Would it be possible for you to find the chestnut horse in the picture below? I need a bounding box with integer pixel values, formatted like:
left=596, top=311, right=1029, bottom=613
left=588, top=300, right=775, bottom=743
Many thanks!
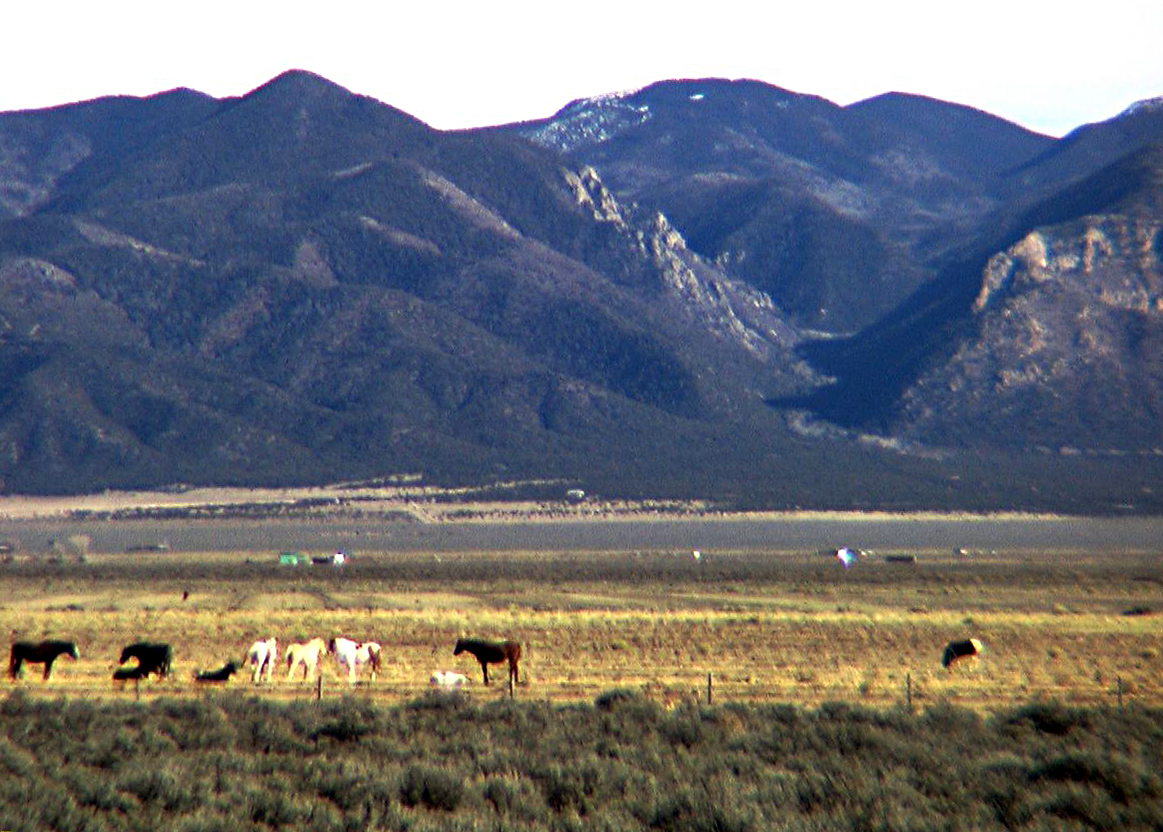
left=453, top=638, right=521, bottom=686
left=8, top=640, right=80, bottom=680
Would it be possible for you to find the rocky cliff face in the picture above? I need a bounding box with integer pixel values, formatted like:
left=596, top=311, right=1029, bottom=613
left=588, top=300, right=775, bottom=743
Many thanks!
left=507, top=80, right=1056, bottom=332
left=894, top=212, right=1163, bottom=452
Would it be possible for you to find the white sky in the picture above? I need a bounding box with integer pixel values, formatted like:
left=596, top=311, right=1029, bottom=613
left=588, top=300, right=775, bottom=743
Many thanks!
left=3, top=1, right=1162, bottom=137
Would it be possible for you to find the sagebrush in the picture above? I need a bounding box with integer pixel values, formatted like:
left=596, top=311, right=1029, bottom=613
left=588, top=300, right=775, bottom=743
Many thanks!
left=2, top=690, right=1162, bottom=831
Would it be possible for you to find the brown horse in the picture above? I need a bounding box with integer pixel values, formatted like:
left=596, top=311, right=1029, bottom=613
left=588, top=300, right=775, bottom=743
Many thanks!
left=453, top=638, right=521, bottom=686
left=8, top=640, right=80, bottom=680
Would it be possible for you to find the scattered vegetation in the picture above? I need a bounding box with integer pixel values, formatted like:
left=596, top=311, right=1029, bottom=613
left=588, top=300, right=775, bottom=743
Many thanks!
left=4, top=538, right=1162, bottom=828
left=2, top=691, right=1162, bottom=831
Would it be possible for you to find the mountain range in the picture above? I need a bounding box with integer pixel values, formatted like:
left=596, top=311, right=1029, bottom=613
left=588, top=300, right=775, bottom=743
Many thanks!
left=0, top=70, right=1160, bottom=511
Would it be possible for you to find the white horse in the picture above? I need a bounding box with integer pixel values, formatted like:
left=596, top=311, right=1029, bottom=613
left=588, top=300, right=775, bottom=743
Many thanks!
left=429, top=670, right=467, bottom=691
left=247, top=637, right=277, bottom=684
left=330, top=637, right=382, bottom=684
left=285, top=637, right=329, bottom=682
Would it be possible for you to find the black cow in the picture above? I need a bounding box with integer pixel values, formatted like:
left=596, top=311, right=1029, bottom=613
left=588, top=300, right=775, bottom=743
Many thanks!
left=117, top=642, right=173, bottom=680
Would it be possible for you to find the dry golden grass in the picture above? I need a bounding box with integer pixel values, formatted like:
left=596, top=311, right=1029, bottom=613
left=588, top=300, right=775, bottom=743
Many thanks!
left=3, top=546, right=1162, bottom=713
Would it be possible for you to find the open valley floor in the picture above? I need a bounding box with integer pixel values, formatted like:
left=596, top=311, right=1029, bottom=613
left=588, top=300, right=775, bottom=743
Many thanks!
left=3, top=511, right=1162, bottom=712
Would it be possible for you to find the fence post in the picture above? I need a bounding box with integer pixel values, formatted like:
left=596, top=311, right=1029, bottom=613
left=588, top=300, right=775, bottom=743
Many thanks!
left=707, top=672, right=713, bottom=706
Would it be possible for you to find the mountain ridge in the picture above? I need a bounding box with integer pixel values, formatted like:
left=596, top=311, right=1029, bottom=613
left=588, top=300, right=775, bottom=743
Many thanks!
left=1, top=71, right=1161, bottom=511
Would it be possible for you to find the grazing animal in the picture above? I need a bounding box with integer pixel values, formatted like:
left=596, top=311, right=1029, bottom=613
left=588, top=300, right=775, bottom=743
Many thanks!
left=429, top=670, right=468, bottom=691
left=8, top=639, right=80, bottom=680
left=942, top=638, right=984, bottom=668
left=329, top=637, right=382, bottom=684
left=453, top=638, right=521, bottom=687
left=194, top=661, right=240, bottom=683
left=247, top=637, right=278, bottom=684
left=117, top=642, right=173, bottom=680
left=285, top=637, right=329, bottom=681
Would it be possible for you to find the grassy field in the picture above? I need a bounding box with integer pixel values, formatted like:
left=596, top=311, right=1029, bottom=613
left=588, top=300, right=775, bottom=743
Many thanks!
left=4, top=544, right=1162, bottom=712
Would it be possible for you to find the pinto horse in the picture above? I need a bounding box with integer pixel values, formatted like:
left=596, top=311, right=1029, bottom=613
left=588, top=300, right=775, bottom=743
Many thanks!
left=118, top=642, right=173, bottom=680
left=8, top=640, right=79, bottom=680
left=247, top=637, right=277, bottom=684
left=329, top=637, right=382, bottom=684
left=453, top=638, right=521, bottom=687
left=285, top=637, right=329, bottom=682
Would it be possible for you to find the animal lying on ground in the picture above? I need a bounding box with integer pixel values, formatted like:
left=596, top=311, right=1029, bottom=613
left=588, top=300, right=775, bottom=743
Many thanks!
left=453, top=638, right=521, bottom=686
left=113, top=665, right=150, bottom=682
left=194, top=661, right=240, bottom=683
left=8, top=639, right=80, bottom=680
left=117, top=642, right=173, bottom=680
left=247, top=637, right=277, bottom=684
left=429, top=670, right=468, bottom=691
left=330, top=637, right=382, bottom=684
left=942, top=638, right=984, bottom=668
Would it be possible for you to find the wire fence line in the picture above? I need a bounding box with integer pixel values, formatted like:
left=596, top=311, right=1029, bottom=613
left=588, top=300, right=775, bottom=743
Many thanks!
left=6, top=665, right=1143, bottom=713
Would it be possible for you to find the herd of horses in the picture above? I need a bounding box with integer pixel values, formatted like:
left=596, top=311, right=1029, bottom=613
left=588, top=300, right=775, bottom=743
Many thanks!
left=7, top=635, right=525, bottom=689
left=10, top=632, right=981, bottom=690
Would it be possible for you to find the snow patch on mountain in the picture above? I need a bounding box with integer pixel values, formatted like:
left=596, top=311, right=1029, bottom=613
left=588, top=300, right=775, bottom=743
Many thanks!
left=520, top=91, right=651, bottom=153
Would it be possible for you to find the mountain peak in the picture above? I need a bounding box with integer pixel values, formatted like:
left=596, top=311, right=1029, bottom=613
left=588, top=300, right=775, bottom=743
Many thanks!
left=242, top=69, right=356, bottom=104
left=1119, top=95, right=1163, bottom=119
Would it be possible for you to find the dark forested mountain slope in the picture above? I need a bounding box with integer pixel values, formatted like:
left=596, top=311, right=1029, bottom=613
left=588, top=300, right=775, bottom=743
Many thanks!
left=1, top=71, right=1161, bottom=511
left=0, top=71, right=835, bottom=498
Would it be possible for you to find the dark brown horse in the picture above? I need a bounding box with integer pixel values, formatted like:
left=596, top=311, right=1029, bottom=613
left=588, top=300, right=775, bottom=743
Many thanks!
left=8, top=640, right=80, bottom=680
left=453, top=638, right=521, bottom=686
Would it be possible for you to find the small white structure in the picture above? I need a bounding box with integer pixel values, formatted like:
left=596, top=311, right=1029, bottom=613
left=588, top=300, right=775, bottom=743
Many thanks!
left=834, top=547, right=866, bottom=568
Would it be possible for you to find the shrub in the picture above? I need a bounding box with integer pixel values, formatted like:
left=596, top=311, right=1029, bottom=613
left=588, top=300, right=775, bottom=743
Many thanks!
left=399, top=764, right=464, bottom=811
left=1003, top=700, right=1091, bottom=736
